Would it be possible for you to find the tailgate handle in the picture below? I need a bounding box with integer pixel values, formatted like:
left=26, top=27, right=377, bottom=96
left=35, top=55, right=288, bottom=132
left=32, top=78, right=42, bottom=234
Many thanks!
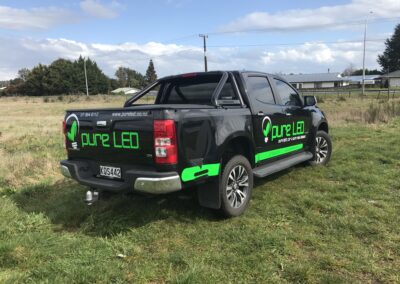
left=96, top=120, right=107, bottom=127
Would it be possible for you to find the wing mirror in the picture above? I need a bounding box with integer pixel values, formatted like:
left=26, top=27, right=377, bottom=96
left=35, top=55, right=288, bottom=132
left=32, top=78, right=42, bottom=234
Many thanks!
left=304, top=96, right=317, bottom=106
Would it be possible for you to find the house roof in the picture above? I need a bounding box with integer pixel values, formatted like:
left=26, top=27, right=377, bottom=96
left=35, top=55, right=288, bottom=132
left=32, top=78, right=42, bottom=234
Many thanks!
left=344, top=75, right=381, bottom=82
left=380, top=70, right=400, bottom=78
left=281, top=72, right=345, bottom=83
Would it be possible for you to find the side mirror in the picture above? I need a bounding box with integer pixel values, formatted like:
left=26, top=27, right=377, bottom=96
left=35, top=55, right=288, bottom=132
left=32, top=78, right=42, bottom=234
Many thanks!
left=304, top=96, right=317, bottom=106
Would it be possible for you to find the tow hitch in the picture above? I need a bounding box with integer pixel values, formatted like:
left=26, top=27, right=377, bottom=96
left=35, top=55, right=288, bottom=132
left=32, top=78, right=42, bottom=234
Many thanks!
left=85, top=189, right=99, bottom=205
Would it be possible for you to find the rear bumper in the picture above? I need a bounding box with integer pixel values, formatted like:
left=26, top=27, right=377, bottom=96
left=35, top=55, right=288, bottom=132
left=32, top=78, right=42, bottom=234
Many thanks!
left=60, top=160, right=182, bottom=194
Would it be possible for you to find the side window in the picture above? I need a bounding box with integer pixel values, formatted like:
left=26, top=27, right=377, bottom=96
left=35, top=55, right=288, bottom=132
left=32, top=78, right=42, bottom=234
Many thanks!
left=274, top=79, right=302, bottom=107
left=246, top=77, right=275, bottom=105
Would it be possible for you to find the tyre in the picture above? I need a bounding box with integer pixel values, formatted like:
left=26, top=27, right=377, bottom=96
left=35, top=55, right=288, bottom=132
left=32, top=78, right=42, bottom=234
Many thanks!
left=220, top=155, right=253, bottom=217
left=309, top=130, right=332, bottom=166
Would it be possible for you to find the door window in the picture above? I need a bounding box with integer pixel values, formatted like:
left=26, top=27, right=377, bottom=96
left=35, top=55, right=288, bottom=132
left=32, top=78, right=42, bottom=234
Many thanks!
left=274, top=79, right=302, bottom=107
left=246, top=77, right=275, bottom=106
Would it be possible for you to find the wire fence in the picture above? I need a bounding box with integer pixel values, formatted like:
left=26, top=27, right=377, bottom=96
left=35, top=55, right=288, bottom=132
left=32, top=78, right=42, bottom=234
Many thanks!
left=298, top=88, right=400, bottom=100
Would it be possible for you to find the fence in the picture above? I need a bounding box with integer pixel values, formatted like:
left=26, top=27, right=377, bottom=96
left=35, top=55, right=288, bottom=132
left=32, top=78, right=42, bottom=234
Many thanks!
left=298, top=88, right=400, bottom=100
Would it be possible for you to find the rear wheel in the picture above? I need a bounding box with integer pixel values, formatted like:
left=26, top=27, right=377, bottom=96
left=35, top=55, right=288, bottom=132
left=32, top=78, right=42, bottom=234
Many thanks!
left=220, top=155, right=253, bottom=217
left=309, top=131, right=332, bottom=166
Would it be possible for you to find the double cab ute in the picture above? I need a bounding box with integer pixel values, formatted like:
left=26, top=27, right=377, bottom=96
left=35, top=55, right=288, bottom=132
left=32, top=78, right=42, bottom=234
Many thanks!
left=61, top=71, right=332, bottom=216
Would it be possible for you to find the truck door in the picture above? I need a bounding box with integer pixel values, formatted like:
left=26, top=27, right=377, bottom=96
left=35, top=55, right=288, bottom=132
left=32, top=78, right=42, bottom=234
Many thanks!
left=271, top=77, right=312, bottom=153
left=243, top=75, right=287, bottom=165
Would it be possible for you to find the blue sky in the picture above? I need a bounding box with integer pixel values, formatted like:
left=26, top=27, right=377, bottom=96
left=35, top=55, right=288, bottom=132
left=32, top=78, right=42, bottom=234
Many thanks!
left=0, top=0, right=399, bottom=79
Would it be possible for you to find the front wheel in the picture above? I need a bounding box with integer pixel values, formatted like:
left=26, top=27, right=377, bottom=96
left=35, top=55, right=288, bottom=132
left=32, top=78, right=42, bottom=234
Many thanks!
left=309, top=131, right=332, bottom=166
left=220, top=155, right=253, bottom=217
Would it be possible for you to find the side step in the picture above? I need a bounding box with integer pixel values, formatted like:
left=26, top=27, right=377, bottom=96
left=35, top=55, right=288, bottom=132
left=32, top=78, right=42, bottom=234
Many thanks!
left=253, top=151, right=313, bottom=178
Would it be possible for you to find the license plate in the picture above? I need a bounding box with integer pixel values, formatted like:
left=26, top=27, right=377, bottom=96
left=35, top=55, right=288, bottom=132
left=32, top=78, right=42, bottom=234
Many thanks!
left=99, top=165, right=121, bottom=179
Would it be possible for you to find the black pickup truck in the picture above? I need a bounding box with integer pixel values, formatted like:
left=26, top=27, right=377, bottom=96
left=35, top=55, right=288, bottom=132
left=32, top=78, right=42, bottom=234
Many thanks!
left=61, top=71, right=332, bottom=216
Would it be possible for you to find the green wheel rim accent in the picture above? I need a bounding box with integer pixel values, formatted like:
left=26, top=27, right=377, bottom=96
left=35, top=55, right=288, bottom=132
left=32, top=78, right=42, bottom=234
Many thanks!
left=255, top=143, right=303, bottom=163
left=181, top=163, right=220, bottom=182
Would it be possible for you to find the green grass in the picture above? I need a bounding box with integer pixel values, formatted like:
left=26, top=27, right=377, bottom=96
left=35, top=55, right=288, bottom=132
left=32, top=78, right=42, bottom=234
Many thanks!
left=0, top=96, right=399, bottom=283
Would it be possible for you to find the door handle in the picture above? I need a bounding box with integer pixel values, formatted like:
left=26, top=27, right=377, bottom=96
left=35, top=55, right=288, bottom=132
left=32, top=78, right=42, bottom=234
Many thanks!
left=257, top=111, right=265, bottom=116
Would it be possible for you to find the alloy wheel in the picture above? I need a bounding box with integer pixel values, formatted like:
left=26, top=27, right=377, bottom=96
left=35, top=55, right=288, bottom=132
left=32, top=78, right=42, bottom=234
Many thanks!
left=226, top=165, right=249, bottom=208
left=315, top=136, right=329, bottom=164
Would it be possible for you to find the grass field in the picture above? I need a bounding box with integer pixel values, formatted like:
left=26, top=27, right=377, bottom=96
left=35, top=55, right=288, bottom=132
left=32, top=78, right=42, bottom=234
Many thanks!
left=0, top=95, right=399, bottom=283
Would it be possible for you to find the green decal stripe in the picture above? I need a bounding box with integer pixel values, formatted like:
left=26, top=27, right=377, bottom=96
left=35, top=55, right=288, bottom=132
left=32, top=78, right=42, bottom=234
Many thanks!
left=255, top=143, right=303, bottom=163
left=181, top=163, right=220, bottom=182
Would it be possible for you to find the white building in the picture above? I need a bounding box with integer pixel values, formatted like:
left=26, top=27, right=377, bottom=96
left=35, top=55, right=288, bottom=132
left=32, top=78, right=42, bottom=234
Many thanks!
left=111, top=87, right=141, bottom=95
left=281, top=73, right=349, bottom=89
left=380, top=70, right=400, bottom=87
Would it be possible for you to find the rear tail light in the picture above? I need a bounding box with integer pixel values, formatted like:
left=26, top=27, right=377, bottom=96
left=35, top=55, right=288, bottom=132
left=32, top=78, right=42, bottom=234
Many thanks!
left=153, top=120, right=177, bottom=164
left=62, top=120, right=67, bottom=149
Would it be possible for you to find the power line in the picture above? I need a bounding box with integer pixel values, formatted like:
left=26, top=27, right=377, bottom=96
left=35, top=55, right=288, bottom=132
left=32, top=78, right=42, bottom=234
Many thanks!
left=206, top=16, right=400, bottom=36
left=162, top=16, right=399, bottom=44
left=207, top=38, right=386, bottom=48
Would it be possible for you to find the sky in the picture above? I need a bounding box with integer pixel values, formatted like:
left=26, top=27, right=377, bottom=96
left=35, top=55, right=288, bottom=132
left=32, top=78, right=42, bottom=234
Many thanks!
left=0, top=0, right=399, bottom=80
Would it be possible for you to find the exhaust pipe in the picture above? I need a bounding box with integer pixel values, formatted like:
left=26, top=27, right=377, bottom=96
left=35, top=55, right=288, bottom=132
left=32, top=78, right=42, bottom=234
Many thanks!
left=85, top=189, right=99, bottom=205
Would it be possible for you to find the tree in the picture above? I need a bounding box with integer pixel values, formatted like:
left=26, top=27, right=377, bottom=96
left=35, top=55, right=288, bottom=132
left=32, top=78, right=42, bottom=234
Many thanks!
left=23, top=64, right=51, bottom=96
left=378, top=23, right=400, bottom=73
left=145, top=59, right=157, bottom=85
left=115, top=67, right=146, bottom=89
left=73, top=56, right=109, bottom=95
left=342, top=63, right=356, bottom=76
left=18, top=68, right=30, bottom=82
left=47, top=58, right=75, bottom=94
left=5, top=56, right=113, bottom=96
left=349, top=69, right=382, bottom=76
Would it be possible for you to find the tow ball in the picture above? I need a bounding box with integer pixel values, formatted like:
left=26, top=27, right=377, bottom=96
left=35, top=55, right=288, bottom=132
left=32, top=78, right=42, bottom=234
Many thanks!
left=85, top=189, right=99, bottom=205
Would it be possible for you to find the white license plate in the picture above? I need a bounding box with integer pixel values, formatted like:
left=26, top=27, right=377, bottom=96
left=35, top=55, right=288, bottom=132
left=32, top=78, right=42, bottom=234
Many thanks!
left=99, top=165, right=121, bottom=179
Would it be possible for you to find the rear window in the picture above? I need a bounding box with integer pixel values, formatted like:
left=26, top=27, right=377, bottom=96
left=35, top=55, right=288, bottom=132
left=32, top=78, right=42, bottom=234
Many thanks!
left=161, top=74, right=222, bottom=105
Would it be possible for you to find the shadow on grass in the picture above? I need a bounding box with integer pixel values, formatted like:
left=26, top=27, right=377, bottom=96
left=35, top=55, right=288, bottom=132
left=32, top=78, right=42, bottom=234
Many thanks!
left=12, top=163, right=308, bottom=237
left=11, top=179, right=223, bottom=237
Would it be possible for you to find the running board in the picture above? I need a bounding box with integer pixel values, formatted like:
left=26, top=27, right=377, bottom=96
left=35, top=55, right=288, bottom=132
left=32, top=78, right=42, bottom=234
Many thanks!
left=253, top=152, right=313, bottom=178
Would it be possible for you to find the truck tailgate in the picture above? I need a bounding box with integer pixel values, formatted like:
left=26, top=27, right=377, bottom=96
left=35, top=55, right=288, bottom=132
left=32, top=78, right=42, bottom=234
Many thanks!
left=65, top=109, right=154, bottom=166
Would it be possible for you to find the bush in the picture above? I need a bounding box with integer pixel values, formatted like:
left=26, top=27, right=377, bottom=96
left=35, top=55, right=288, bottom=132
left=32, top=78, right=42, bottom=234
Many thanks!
left=364, top=101, right=400, bottom=123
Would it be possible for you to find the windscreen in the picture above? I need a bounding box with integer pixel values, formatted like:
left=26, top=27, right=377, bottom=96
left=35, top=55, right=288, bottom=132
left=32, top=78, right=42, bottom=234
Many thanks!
left=160, top=74, right=222, bottom=105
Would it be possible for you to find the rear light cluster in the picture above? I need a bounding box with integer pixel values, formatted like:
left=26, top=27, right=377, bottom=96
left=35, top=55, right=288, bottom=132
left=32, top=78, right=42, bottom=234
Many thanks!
left=153, top=120, right=177, bottom=164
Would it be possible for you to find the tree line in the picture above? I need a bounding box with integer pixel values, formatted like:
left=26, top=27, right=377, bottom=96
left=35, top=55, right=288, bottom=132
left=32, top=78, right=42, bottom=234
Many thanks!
left=4, top=57, right=157, bottom=96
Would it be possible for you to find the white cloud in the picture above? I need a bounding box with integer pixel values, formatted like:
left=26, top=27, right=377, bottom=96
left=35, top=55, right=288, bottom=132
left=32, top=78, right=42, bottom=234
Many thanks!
left=0, top=37, right=385, bottom=80
left=221, top=0, right=400, bottom=33
left=0, top=1, right=120, bottom=30
left=80, top=0, right=120, bottom=19
left=0, top=6, right=76, bottom=30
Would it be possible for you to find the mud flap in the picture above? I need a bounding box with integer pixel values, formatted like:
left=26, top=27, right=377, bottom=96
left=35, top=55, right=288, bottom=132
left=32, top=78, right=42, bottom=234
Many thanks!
left=197, top=179, right=221, bottom=209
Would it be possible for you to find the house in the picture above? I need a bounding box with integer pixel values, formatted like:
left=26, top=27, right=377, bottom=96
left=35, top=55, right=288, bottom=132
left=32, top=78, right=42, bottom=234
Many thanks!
left=281, top=73, right=349, bottom=89
left=111, top=87, right=141, bottom=95
left=380, top=70, right=400, bottom=87
left=343, top=75, right=382, bottom=87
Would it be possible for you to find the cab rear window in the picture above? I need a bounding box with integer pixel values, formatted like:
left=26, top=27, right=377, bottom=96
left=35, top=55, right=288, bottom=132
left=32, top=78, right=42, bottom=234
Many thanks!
left=160, top=74, right=222, bottom=105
